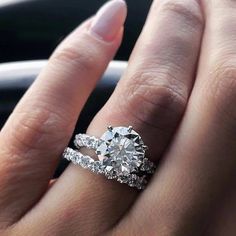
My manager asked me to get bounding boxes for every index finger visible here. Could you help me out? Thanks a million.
[0,5,124,227]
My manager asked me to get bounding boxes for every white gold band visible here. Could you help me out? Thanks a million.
[63,148,147,190]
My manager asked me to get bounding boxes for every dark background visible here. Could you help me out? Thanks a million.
[0,0,153,176]
[0,0,152,63]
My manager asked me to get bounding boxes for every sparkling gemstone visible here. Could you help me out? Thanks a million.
[96,127,145,175]
[91,161,102,173]
[80,156,93,169]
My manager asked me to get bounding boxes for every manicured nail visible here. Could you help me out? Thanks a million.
[90,0,127,41]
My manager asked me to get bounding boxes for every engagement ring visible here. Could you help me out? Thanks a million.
[63,126,156,190]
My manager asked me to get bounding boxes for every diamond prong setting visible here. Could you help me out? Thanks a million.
[63,126,156,190]
[143,145,148,151]
[107,126,113,131]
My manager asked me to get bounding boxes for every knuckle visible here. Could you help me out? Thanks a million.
[8,106,71,154]
[122,70,187,130]
[129,70,187,108]
[52,44,98,73]
[159,0,203,27]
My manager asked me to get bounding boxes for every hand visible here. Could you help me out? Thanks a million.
[0,0,236,235]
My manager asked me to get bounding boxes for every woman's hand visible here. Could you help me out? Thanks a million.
[0,0,236,235]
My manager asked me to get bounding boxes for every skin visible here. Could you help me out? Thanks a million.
[0,0,236,235]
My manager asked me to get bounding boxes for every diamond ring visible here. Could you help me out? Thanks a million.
[63,126,156,190]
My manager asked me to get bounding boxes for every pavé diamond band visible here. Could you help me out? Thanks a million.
[63,148,148,189]
[63,126,156,190]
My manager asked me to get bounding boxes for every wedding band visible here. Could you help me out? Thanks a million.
[63,126,156,190]
[63,148,148,189]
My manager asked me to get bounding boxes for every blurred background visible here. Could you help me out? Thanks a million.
[0,0,152,175]
[0,0,152,62]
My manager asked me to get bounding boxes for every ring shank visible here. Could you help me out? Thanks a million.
[63,148,147,190]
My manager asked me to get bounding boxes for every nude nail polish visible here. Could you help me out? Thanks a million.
[90,0,127,41]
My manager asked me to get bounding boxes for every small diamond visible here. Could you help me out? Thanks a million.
[128,174,138,187]
[140,158,156,174]
[74,134,83,147]
[117,175,129,184]
[104,165,117,179]
[63,149,70,160]
[74,134,99,150]
[86,139,93,148]
[71,154,77,163]
[91,161,102,174]
[80,156,93,169]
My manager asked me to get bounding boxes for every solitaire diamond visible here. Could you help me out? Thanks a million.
[96,126,146,174]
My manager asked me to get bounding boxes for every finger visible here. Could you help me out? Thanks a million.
[28,0,204,235]
[0,0,124,227]
[206,184,236,236]
[90,0,204,159]
[116,0,236,235]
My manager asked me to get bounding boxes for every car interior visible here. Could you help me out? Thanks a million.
[0,0,152,176]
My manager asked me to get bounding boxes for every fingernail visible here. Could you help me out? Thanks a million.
[90,0,127,42]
